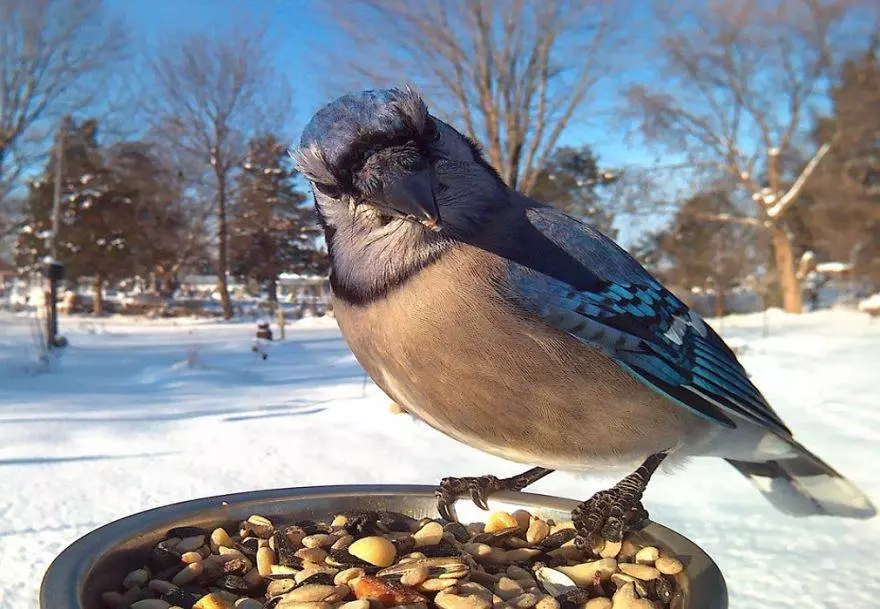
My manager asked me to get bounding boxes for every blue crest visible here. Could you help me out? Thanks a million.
[300,89,420,174]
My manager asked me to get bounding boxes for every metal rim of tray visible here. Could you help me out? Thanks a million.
[40,484,728,609]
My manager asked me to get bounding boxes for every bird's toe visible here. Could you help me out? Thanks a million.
[572,490,648,543]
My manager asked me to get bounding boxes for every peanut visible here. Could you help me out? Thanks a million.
[171,562,203,586]
[494,577,524,601]
[334,567,366,585]
[302,534,335,549]
[192,594,235,609]
[484,511,518,533]
[525,519,550,544]
[257,546,276,577]
[348,535,397,567]
[634,546,659,565]
[599,540,622,558]
[295,547,328,563]
[618,563,660,581]
[557,559,617,584]
[413,521,445,547]
[511,510,532,530]
[180,551,202,564]
[655,556,683,575]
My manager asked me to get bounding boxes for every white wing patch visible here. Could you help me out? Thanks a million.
[663,312,707,345]
[663,317,688,345]
[689,310,708,336]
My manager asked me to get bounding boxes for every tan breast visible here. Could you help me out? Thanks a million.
[333,244,707,470]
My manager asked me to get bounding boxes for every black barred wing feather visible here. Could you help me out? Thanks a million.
[505,206,791,436]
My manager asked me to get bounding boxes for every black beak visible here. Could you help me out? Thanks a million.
[378,168,440,227]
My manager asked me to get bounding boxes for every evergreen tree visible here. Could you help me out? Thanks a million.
[16,119,131,287]
[229,134,325,302]
[15,118,162,313]
[530,145,619,238]
[107,142,193,296]
[804,42,880,286]
[631,189,761,316]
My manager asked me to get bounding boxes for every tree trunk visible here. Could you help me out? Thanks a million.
[267,278,278,303]
[770,226,803,314]
[93,274,104,315]
[714,286,726,318]
[215,170,233,319]
[308,285,319,316]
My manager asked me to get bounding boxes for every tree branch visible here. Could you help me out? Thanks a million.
[689,211,764,227]
[765,141,833,219]
[326,0,623,191]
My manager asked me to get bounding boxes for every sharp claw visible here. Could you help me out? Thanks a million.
[437,471,527,521]
[436,492,458,522]
[436,498,448,521]
[470,486,490,511]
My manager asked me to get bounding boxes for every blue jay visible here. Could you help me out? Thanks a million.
[294,87,875,541]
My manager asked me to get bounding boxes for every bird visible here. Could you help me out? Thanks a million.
[293,86,876,541]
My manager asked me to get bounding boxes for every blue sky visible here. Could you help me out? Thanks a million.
[106,0,668,243]
[109,0,652,167]
[111,0,333,125]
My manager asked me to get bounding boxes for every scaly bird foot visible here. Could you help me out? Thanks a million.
[572,492,651,543]
[435,467,554,521]
[571,452,667,543]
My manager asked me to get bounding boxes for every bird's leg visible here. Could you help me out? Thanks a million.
[436,467,555,521]
[572,452,667,544]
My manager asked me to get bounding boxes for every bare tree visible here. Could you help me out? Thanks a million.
[625,0,877,313]
[0,0,126,211]
[328,0,627,193]
[144,29,290,319]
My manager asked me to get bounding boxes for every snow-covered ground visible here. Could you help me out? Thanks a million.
[1,308,878,609]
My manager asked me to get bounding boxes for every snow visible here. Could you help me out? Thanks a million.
[0,309,878,609]
[815,262,853,274]
[858,293,880,312]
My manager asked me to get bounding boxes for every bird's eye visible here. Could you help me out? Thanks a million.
[424,119,440,144]
[314,182,342,199]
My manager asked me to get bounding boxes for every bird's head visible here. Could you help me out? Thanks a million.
[294,86,505,240]
[293,86,507,302]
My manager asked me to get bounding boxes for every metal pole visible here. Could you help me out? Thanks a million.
[51,125,63,260]
[47,123,64,347]
[47,278,58,349]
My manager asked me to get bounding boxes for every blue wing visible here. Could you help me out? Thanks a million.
[501,205,790,436]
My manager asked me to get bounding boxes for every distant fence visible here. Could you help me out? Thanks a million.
[0,274,332,319]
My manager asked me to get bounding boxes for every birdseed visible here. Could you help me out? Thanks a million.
[101,510,684,609]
